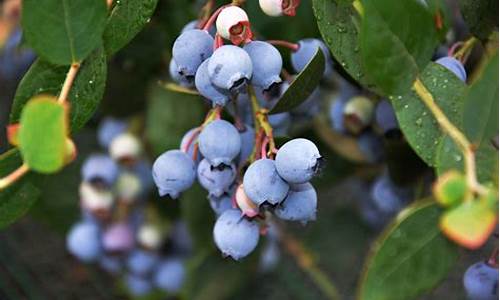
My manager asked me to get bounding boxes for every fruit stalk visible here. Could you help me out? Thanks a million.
[0,163,29,190]
[58,63,81,104]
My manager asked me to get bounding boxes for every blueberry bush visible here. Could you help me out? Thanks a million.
[0,0,498,299]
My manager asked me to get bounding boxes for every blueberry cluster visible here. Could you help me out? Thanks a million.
[67,118,189,297]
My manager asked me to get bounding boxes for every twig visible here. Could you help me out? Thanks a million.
[58,63,81,104]
[0,163,29,190]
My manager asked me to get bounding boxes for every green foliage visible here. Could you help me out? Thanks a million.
[10,47,107,132]
[359,201,458,300]
[104,0,159,56]
[270,49,325,114]
[18,96,68,173]
[459,0,499,40]
[359,0,438,95]
[21,0,108,65]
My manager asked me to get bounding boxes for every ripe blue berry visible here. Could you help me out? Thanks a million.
[208,193,233,216]
[238,124,255,166]
[173,29,214,77]
[152,150,196,198]
[181,20,198,33]
[375,99,399,133]
[170,58,194,87]
[197,158,237,197]
[463,261,499,300]
[291,38,333,77]
[435,56,467,82]
[66,221,102,262]
[275,182,317,224]
[81,154,119,187]
[207,45,253,91]
[195,58,230,106]
[213,209,260,260]
[243,158,290,205]
[127,249,160,276]
[126,273,153,297]
[275,138,321,184]
[243,41,283,90]
[358,131,384,163]
[198,120,242,167]
[153,258,186,293]
[329,95,348,133]
[371,175,413,214]
[97,117,128,149]
[102,223,135,253]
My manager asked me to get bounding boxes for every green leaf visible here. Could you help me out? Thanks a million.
[0,150,40,230]
[458,0,498,40]
[358,201,458,300]
[18,96,68,173]
[21,0,108,65]
[10,47,107,132]
[359,0,438,95]
[393,62,466,166]
[270,49,325,114]
[312,0,378,90]
[103,0,159,56]
[145,84,205,157]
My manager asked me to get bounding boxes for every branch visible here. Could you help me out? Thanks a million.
[0,163,29,190]
[58,63,81,104]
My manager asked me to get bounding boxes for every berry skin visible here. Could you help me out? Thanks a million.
[102,223,135,253]
[153,258,186,293]
[216,6,252,45]
[197,158,237,197]
[243,41,283,90]
[127,249,159,276]
[126,273,153,297]
[291,38,333,77]
[195,58,230,106]
[375,99,399,133]
[275,138,322,184]
[109,133,143,162]
[208,193,233,216]
[207,45,253,91]
[357,131,384,163]
[66,221,102,263]
[243,158,290,206]
[152,150,196,198]
[274,182,317,224]
[81,154,119,187]
[238,124,255,166]
[259,0,300,17]
[435,56,467,82]
[371,175,413,214]
[97,117,128,149]
[463,261,499,300]
[170,58,194,87]
[172,29,214,77]
[198,120,242,167]
[213,209,260,260]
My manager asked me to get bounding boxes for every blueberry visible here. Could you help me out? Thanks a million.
[127,249,160,276]
[358,131,385,163]
[329,94,348,133]
[153,258,186,293]
[170,58,193,87]
[208,45,253,91]
[371,175,413,214]
[243,158,290,205]
[198,120,242,166]
[99,255,123,274]
[268,112,291,137]
[152,150,196,198]
[238,124,255,166]
[97,117,128,149]
[213,209,260,260]
[208,193,234,216]
[195,58,230,106]
[275,182,317,224]
[463,261,499,300]
[435,56,467,82]
[182,20,216,35]
[291,38,333,77]
[197,158,237,197]
[102,223,135,253]
[275,138,321,184]
[126,273,153,297]
[66,221,102,262]
[375,99,399,133]
[243,41,282,90]
[173,29,214,77]
[81,154,119,186]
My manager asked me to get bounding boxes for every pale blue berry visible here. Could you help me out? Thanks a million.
[275,138,321,184]
[375,99,399,133]
[81,154,119,186]
[243,41,282,90]
[66,221,102,262]
[275,182,317,224]
[243,158,290,205]
[97,117,128,149]
[195,58,230,106]
[358,132,384,163]
[197,159,237,197]
[371,175,413,214]
[152,150,196,198]
[463,261,499,300]
[153,258,186,293]
[435,56,467,82]
[291,38,333,77]
[127,249,159,276]
[173,29,214,77]
[238,124,255,166]
[208,193,234,216]
[126,273,153,297]
[208,45,253,91]
[170,58,193,87]
[198,120,242,166]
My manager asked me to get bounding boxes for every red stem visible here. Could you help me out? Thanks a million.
[202,4,230,31]
[267,40,300,52]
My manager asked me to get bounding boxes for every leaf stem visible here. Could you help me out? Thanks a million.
[413,78,487,196]
[0,163,29,191]
[58,63,81,104]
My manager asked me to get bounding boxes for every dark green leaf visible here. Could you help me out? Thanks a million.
[359,0,438,95]
[270,49,325,114]
[459,0,498,40]
[18,96,67,173]
[21,0,108,65]
[358,201,458,300]
[0,150,40,230]
[10,47,107,132]
[393,62,466,166]
[312,0,378,90]
[103,0,159,56]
